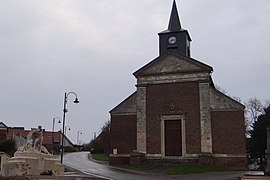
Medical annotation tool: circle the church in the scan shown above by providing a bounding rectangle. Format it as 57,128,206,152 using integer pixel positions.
109,0,247,168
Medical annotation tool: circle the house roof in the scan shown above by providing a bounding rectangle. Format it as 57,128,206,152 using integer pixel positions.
6,127,70,145
133,51,213,77
0,122,8,128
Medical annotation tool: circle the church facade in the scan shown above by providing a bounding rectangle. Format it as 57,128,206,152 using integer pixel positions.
109,1,247,168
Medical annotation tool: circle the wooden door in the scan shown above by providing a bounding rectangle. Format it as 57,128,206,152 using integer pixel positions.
165,120,182,156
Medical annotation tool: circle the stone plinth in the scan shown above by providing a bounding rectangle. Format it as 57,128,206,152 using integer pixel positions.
130,151,145,165
2,151,64,176
198,153,213,166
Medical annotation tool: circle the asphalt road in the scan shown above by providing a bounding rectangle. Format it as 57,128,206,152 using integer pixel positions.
62,152,247,180
63,152,165,180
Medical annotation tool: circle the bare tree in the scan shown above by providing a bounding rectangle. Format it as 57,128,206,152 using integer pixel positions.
265,99,270,107
245,98,264,136
245,98,263,123
87,120,111,155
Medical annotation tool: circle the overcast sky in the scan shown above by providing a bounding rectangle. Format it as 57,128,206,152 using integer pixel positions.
0,0,269,144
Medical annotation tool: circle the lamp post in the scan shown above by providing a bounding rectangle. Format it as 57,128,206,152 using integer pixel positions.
65,125,71,135
77,131,82,145
63,125,71,149
52,117,61,144
60,92,79,164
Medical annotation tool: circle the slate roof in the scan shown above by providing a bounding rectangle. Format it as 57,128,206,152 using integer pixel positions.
159,0,191,41
0,122,8,128
110,92,137,115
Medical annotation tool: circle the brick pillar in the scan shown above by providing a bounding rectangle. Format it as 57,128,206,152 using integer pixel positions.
137,86,147,153
130,150,146,165
199,83,212,153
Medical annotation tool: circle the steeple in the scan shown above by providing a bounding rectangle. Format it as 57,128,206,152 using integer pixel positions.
168,0,182,32
158,0,192,57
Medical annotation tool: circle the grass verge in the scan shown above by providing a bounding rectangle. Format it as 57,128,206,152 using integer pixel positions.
91,153,109,161
129,163,159,170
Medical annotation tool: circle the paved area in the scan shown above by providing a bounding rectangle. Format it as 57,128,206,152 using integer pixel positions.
63,152,250,180
0,176,103,180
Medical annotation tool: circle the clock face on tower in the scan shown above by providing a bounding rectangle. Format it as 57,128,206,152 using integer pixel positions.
168,36,177,44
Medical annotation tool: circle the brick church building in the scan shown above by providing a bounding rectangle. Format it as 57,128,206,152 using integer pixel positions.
109,0,247,168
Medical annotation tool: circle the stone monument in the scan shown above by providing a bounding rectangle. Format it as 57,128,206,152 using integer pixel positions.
2,126,64,176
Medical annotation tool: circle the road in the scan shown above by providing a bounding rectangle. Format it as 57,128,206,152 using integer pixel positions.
63,152,166,180
63,152,246,180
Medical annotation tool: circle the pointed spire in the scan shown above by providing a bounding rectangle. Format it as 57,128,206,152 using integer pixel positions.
168,0,182,31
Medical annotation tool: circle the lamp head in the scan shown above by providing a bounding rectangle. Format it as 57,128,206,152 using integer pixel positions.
74,98,79,104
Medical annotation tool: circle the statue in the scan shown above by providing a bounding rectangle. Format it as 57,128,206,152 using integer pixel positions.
17,125,50,154
29,125,43,151
3,125,64,176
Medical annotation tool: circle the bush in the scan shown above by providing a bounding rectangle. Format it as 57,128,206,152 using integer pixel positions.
0,139,15,155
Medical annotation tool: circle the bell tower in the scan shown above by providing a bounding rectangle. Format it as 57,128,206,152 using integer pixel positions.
158,0,192,57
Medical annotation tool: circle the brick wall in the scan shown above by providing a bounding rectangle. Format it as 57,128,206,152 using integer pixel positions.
146,82,201,154
0,129,6,141
110,115,137,154
109,156,130,165
211,110,246,154
213,157,248,169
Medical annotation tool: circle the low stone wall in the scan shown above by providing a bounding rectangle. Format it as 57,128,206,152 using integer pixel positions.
213,157,248,169
130,151,145,165
109,152,248,169
109,155,130,165
198,153,213,166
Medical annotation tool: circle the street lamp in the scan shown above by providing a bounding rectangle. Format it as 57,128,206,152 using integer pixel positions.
93,132,97,139
52,117,61,144
63,125,71,148
65,125,71,135
60,92,79,164
77,131,82,145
